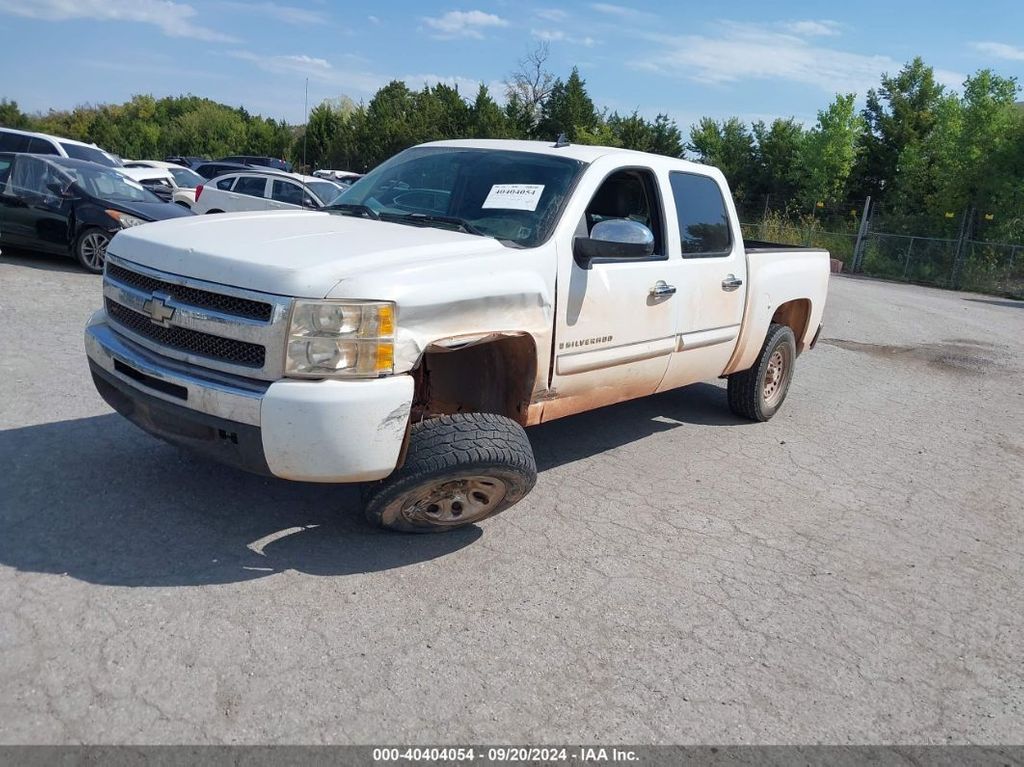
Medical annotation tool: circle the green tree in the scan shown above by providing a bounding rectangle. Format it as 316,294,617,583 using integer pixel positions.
688,117,756,198
538,67,598,141
797,93,864,207
0,98,30,128
852,57,946,202
752,118,805,201
469,84,507,138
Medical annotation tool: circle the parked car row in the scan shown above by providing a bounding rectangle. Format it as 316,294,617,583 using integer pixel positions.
0,126,358,272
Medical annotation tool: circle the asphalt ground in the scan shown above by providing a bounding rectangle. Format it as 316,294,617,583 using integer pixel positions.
1,248,1022,744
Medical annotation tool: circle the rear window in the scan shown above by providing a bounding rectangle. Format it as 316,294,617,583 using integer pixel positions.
60,142,119,167
28,137,59,155
668,172,733,257
216,177,236,190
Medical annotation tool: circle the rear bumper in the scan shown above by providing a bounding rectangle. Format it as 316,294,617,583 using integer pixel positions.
85,313,414,482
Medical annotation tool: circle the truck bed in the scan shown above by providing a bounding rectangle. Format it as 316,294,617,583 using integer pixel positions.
743,239,829,253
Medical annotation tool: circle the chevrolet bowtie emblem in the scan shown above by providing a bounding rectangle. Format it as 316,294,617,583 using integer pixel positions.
143,294,175,326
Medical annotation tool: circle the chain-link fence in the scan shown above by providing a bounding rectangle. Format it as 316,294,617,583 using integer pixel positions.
735,194,1024,298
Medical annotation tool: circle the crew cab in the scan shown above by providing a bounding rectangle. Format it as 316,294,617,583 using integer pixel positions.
84,140,829,532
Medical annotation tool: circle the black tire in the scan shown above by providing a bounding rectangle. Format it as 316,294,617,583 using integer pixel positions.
362,413,537,533
205,209,224,214
727,323,797,422
175,201,192,209
74,227,110,273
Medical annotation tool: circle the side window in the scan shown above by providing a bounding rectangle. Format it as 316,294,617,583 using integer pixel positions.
583,168,665,256
0,157,12,187
233,176,267,197
0,132,30,152
668,172,733,257
28,137,58,155
216,177,236,191
271,180,303,205
10,156,50,197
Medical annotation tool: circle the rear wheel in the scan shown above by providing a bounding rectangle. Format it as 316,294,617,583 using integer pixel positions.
362,413,537,532
205,209,224,214
727,323,796,421
75,228,110,273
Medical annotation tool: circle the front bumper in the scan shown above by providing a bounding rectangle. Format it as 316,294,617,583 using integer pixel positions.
85,313,414,482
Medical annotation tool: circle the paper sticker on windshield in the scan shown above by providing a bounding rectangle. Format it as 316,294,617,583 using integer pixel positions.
482,184,545,211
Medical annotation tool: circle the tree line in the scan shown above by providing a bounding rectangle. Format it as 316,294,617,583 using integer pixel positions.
2,49,1021,242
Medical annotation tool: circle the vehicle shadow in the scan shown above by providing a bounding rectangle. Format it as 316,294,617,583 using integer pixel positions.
962,297,1023,309
530,382,745,472
0,247,87,275
0,383,743,587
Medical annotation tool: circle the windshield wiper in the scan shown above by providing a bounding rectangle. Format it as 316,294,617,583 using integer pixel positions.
380,212,485,236
326,202,380,220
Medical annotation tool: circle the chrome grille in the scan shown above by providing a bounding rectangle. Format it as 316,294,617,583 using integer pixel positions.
106,262,272,321
101,254,293,380
106,299,266,367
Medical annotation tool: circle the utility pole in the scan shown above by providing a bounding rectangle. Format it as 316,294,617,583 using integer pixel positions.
852,196,872,272
302,77,309,171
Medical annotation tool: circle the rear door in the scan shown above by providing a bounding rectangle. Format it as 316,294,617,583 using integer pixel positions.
222,175,269,212
658,170,748,391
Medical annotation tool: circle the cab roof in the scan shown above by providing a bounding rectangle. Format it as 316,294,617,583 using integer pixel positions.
420,138,705,171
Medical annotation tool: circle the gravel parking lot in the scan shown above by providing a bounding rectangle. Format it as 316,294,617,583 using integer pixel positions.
1,249,1022,744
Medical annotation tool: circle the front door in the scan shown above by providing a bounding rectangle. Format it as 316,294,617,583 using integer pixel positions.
548,167,681,418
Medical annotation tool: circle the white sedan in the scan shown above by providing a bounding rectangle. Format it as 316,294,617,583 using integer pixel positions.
192,170,345,215
122,160,206,209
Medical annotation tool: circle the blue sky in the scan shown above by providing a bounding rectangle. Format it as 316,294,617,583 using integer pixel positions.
1,0,1023,132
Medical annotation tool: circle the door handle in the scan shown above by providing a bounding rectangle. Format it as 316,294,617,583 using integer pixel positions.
721,275,743,291
649,280,677,297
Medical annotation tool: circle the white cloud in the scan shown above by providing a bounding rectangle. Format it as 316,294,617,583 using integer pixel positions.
535,8,568,22
631,22,965,96
228,51,385,93
531,28,597,46
972,41,1024,62
422,10,508,39
0,0,234,42
590,3,654,20
785,19,842,37
219,2,327,26
368,15,380,25
404,74,506,98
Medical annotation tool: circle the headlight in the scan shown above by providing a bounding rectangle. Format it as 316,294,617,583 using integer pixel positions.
285,300,395,378
106,210,147,229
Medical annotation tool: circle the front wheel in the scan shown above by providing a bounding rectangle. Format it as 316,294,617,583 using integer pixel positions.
362,413,537,532
75,228,111,273
727,323,796,421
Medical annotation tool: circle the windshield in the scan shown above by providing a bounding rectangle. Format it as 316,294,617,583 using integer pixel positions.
168,167,203,189
61,164,161,203
307,180,343,204
60,142,120,167
329,147,585,247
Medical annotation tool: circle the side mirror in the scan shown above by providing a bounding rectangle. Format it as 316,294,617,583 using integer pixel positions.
573,218,656,268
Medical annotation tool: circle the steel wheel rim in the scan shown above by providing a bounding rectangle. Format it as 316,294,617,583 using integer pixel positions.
400,475,509,526
80,233,109,270
763,348,788,407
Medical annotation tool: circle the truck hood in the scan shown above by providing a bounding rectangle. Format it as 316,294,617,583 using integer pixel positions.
107,210,507,297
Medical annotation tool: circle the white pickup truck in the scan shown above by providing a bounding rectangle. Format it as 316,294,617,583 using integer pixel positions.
84,139,829,532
